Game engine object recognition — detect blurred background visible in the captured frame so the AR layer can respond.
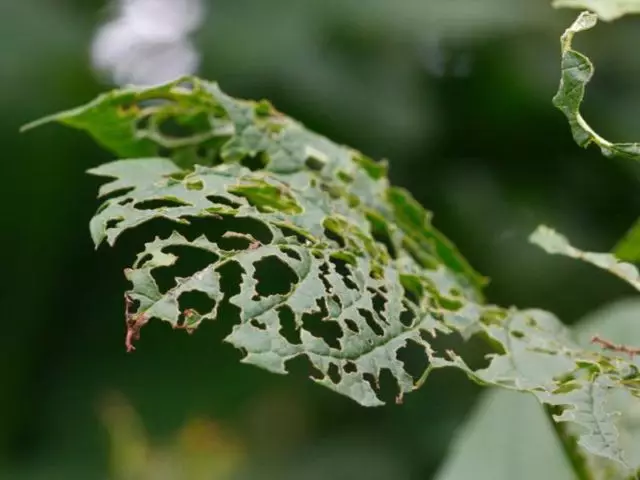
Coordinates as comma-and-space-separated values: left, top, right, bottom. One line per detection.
2, 1, 640, 479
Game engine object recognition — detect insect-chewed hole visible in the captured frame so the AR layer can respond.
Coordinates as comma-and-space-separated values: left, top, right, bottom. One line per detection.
304, 156, 325, 171
285, 355, 323, 381
397, 339, 429, 380
210, 260, 243, 336
153, 246, 219, 293
135, 198, 188, 210
327, 363, 341, 384
206, 195, 242, 209
301, 311, 343, 349
370, 289, 387, 316
250, 319, 267, 330
240, 154, 268, 171
177, 290, 217, 326
278, 306, 301, 345
362, 373, 377, 392
369, 223, 397, 259
253, 255, 298, 297
323, 226, 346, 248
99, 187, 135, 205
377, 368, 401, 403
329, 257, 357, 290
106, 218, 123, 230
280, 247, 301, 261
344, 361, 358, 374
510, 330, 525, 339
194, 216, 272, 248
358, 308, 384, 337
157, 116, 198, 138
399, 309, 415, 328
344, 319, 359, 334
279, 225, 312, 244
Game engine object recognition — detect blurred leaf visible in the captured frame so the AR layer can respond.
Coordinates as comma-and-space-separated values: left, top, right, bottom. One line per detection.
573, 298, 640, 478
101, 393, 244, 480
614, 219, 640, 263
433, 389, 575, 480
553, 12, 640, 162
530, 225, 640, 291
552, 0, 640, 21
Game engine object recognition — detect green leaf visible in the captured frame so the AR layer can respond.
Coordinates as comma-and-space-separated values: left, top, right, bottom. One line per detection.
26, 78, 640, 468
530, 225, 640, 292
614, 219, 640, 263
44, 77, 491, 407
553, 12, 640, 162
552, 1, 640, 21
434, 389, 575, 480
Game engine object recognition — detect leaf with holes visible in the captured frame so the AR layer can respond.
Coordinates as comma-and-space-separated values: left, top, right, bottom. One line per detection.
24, 76, 640, 469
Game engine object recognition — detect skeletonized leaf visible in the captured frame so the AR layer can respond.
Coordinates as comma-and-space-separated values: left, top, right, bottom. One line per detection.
553, 11, 640, 162
25, 77, 640, 467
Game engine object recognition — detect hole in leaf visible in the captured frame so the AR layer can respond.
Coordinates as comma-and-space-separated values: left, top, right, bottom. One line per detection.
278, 306, 301, 345
378, 368, 400, 403
327, 363, 341, 384
329, 257, 357, 290
397, 339, 429, 380
178, 290, 216, 318
153, 245, 219, 293
305, 156, 325, 171
400, 309, 415, 328
206, 195, 242, 209
254, 255, 298, 297
280, 247, 301, 261
250, 319, 267, 330
106, 218, 123, 230
135, 198, 188, 210
301, 311, 343, 349
324, 226, 346, 248
240, 154, 267, 171
359, 309, 384, 337
286, 355, 323, 381
511, 330, 525, 339
279, 225, 312, 243
212, 260, 243, 337
344, 361, 357, 374
136, 253, 153, 267
369, 221, 397, 258
158, 116, 198, 139
100, 187, 135, 204
209, 216, 273, 246
344, 319, 359, 333
363, 373, 378, 392
371, 290, 387, 316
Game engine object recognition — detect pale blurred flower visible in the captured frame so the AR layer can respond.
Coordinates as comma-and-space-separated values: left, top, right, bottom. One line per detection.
91, 0, 204, 86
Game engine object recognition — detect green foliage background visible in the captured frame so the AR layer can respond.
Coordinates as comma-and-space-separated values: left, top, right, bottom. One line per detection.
2, 1, 640, 479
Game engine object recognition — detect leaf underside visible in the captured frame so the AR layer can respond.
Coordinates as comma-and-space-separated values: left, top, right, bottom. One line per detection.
29, 76, 640, 471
